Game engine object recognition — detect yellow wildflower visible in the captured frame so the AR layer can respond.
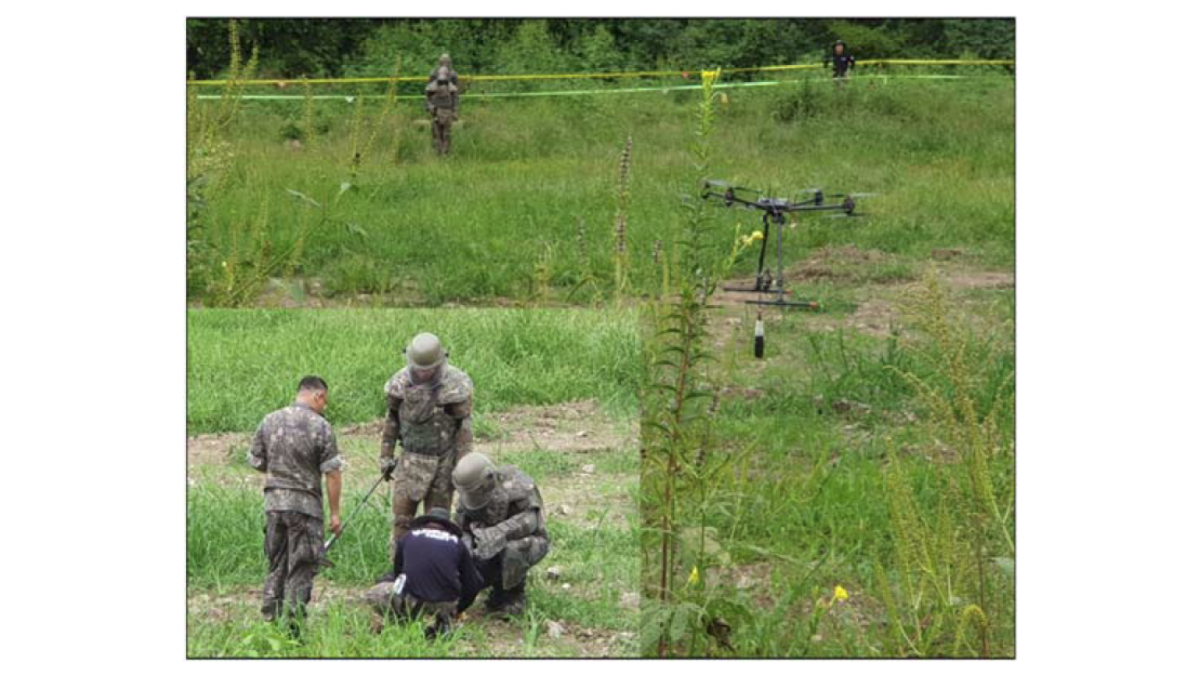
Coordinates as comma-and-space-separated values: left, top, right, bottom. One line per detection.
688, 566, 700, 586
834, 584, 849, 603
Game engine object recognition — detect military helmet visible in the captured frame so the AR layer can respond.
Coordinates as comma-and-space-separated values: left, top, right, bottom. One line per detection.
406, 332, 447, 372
453, 452, 498, 510
439, 53, 452, 65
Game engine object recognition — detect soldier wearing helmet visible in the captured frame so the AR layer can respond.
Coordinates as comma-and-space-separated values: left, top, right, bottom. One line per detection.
378, 333, 475, 573
452, 452, 550, 617
425, 64, 459, 156
428, 53, 459, 86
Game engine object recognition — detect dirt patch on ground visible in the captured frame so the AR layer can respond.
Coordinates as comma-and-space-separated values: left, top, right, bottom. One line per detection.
188, 433, 250, 474
189, 400, 634, 474
793, 244, 903, 283
480, 399, 635, 455
944, 269, 1014, 290
463, 618, 636, 657
847, 298, 902, 338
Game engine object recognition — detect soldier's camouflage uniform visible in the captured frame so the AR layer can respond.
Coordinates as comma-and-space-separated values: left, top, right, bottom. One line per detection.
247, 402, 344, 622
425, 79, 459, 156
428, 67, 459, 86
381, 365, 474, 548
364, 582, 459, 633
456, 466, 550, 609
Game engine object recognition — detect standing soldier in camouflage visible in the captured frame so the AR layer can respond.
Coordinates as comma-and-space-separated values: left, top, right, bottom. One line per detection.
428, 53, 459, 86
379, 333, 474, 576
247, 376, 344, 629
452, 452, 550, 617
425, 66, 458, 156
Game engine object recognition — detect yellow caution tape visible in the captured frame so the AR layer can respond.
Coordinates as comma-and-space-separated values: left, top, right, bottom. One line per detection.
187, 59, 1013, 87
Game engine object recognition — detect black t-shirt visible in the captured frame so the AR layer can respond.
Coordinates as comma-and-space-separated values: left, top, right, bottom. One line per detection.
393, 526, 483, 612
829, 53, 856, 77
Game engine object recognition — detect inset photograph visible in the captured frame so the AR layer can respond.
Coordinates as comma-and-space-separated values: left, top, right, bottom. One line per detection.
186, 308, 640, 656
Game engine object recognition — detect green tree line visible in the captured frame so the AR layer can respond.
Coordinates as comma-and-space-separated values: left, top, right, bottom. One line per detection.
186, 18, 1014, 80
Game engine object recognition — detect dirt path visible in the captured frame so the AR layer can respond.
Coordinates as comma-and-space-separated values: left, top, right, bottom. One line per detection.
188, 400, 636, 477
707, 244, 1013, 347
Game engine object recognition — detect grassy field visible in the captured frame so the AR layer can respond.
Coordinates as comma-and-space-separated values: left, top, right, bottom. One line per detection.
188, 75, 1014, 307
641, 260, 1014, 657
187, 307, 638, 434
187, 71, 1016, 658
187, 309, 640, 657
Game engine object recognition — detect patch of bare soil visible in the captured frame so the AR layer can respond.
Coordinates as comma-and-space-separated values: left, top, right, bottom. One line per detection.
944, 269, 1014, 290
189, 400, 634, 475
480, 399, 635, 455
792, 244, 901, 283
460, 618, 636, 658
188, 433, 250, 475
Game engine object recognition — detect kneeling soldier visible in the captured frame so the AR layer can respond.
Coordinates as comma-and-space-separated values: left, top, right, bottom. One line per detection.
452, 452, 550, 617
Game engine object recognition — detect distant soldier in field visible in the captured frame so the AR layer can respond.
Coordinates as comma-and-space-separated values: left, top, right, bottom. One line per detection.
379, 333, 474, 575
247, 376, 344, 631
824, 39, 856, 83
428, 53, 459, 86
425, 66, 459, 156
364, 507, 484, 639
452, 452, 550, 617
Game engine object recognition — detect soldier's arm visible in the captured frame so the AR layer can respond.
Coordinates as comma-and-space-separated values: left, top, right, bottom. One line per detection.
447, 398, 473, 462
451, 89, 459, 117
318, 422, 345, 529
247, 420, 268, 472
490, 505, 541, 541
456, 538, 484, 613
325, 470, 342, 532
381, 394, 402, 459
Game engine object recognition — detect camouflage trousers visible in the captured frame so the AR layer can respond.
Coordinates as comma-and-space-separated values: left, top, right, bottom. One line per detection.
431, 109, 453, 155
364, 582, 458, 626
392, 449, 456, 549
261, 510, 325, 621
478, 534, 550, 591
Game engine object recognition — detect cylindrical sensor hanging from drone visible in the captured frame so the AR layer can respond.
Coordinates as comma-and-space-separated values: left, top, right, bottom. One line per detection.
754, 312, 765, 359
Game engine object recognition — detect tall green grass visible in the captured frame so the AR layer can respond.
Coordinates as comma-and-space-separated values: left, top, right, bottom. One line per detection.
187, 308, 639, 434
188, 75, 1013, 305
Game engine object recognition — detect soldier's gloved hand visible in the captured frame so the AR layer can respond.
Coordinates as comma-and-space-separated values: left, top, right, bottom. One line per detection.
472, 526, 506, 561
380, 457, 398, 480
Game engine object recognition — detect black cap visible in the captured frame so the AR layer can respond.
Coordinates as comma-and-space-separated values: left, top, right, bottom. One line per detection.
410, 507, 462, 537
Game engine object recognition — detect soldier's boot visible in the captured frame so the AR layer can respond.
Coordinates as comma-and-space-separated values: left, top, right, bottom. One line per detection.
485, 582, 527, 618
424, 614, 453, 640
483, 585, 508, 614
498, 581, 527, 616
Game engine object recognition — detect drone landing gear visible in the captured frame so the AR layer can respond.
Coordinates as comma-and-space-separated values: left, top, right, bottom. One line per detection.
727, 211, 822, 311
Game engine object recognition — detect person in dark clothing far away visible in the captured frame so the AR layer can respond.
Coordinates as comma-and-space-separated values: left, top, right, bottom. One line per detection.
824, 39, 856, 83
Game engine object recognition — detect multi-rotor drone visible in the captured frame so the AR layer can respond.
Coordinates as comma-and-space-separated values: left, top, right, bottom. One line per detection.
702, 179, 876, 309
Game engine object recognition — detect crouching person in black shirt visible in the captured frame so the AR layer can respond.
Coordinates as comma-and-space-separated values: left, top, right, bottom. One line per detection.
364, 507, 483, 639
